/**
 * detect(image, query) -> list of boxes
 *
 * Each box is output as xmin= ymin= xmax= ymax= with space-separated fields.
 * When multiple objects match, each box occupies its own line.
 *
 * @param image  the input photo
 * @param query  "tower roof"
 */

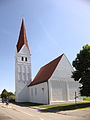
xmin=16 ymin=18 xmax=30 ymax=53
xmin=28 ymin=54 xmax=63 ymax=86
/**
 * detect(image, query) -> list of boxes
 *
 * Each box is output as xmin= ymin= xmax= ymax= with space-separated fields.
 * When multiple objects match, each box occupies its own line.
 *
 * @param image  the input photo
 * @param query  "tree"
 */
xmin=72 ymin=44 xmax=90 ymax=96
xmin=1 ymin=89 xmax=8 ymax=98
xmin=8 ymin=92 xmax=14 ymax=97
xmin=1 ymin=89 xmax=15 ymax=98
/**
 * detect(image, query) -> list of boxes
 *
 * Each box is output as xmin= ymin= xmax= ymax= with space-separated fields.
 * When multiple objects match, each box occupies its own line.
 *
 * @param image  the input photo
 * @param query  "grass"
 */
xmin=38 ymin=102 xmax=90 ymax=112
xmin=83 ymin=97 xmax=90 ymax=101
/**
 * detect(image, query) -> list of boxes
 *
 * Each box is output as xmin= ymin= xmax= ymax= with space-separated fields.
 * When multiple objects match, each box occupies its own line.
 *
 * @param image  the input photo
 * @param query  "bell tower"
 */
xmin=15 ymin=18 xmax=32 ymax=102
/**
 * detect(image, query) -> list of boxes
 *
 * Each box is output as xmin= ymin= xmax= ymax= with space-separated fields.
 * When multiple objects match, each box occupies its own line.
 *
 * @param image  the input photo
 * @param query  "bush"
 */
xmin=1 ymin=89 xmax=15 ymax=102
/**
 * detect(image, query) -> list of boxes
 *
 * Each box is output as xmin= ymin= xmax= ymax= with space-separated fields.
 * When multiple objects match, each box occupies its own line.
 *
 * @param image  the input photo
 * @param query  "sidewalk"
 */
xmin=0 ymin=102 xmax=90 ymax=120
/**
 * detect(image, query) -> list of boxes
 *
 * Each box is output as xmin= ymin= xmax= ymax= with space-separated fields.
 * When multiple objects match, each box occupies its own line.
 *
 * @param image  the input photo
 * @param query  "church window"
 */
xmin=42 ymin=88 xmax=44 ymax=92
xmin=25 ymin=57 xmax=27 ymax=61
xmin=31 ymin=88 xmax=33 ymax=96
xmin=35 ymin=88 xmax=37 ymax=96
xmin=22 ymin=57 xmax=24 ymax=61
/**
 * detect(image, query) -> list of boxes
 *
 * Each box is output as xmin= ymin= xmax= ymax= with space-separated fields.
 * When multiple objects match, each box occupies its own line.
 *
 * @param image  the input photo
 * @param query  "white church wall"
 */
xmin=48 ymin=80 xmax=68 ymax=104
xmin=48 ymin=54 xmax=80 ymax=104
xmin=68 ymin=81 xmax=80 ymax=101
xmin=28 ymin=82 xmax=48 ymax=104
xmin=15 ymin=45 xmax=32 ymax=102
xmin=15 ymin=81 xmax=29 ymax=102
xmin=50 ymin=54 xmax=74 ymax=81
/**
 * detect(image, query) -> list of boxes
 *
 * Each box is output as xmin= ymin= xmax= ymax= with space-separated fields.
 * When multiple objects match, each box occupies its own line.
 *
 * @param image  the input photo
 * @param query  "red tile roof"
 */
xmin=16 ymin=18 xmax=30 ymax=53
xmin=28 ymin=54 xmax=63 ymax=86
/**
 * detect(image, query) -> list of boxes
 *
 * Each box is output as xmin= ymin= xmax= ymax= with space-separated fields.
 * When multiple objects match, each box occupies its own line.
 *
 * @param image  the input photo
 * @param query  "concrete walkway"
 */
xmin=0 ymin=103 xmax=90 ymax=120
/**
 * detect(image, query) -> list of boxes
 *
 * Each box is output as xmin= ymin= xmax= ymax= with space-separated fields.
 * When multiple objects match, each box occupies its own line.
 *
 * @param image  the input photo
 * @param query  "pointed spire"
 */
xmin=16 ymin=18 xmax=30 ymax=53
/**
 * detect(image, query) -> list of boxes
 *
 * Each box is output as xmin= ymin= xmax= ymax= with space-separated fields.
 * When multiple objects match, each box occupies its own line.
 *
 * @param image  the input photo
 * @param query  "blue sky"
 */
xmin=0 ymin=0 xmax=90 ymax=93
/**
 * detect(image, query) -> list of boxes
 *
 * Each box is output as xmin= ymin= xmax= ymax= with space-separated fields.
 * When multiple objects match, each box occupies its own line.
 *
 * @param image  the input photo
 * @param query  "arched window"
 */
xmin=21 ymin=57 xmax=24 ymax=61
xmin=25 ymin=57 xmax=27 ymax=61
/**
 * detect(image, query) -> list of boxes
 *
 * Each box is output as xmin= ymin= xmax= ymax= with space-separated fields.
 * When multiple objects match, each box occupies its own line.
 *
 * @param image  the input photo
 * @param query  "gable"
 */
xmin=18 ymin=44 xmax=30 ymax=55
xmin=49 ymin=54 xmax=74 ymax=81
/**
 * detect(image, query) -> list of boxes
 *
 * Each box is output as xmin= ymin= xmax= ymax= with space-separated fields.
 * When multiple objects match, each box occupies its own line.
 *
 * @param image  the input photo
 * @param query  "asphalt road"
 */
xmin=0 ymin=103 xmax=90 ymax=120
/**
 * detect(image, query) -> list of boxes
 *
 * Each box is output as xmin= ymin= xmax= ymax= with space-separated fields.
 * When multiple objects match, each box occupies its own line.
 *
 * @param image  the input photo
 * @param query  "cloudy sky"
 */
xmin=0 ymin=0 xmax=90 ymax=93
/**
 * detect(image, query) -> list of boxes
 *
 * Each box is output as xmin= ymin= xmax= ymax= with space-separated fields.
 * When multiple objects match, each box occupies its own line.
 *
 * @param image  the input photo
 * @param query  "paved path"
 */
xmin=0 ymin=103 xmax=90 ymax=120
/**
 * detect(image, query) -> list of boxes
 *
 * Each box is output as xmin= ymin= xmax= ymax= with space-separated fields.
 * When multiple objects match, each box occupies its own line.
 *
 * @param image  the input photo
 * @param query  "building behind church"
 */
xmin=15 ymin=18 xmax=80 ymax=104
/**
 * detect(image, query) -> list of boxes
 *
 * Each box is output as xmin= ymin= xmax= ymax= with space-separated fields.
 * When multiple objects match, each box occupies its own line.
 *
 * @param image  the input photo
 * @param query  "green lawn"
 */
xmin=38 ymin=102 xmax=90 ymax=112
xmin=83 ymin=97 xmax=90 ymax=101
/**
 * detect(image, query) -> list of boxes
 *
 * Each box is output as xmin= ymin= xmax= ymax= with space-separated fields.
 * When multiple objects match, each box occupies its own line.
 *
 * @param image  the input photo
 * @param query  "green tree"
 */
xmin=1 ymin=89 xmax=8 ymax=98
xmin=1 ymin=89 xmax=15 ymax=102
xmin=7 ymin=92 xmax=14 ymax=96
xmin=72 ymin=44 xmax=90 ymax=96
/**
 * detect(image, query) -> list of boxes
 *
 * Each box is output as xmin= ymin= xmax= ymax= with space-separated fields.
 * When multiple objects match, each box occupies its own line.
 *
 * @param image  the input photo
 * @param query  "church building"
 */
xmin=15 ymin=18 xmax=80 ymax=104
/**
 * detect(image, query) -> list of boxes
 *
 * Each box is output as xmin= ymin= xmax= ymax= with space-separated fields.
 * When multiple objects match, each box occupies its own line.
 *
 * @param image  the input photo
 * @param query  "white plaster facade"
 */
xmin=48 ymin=54 xmax=80 ymax=104
xmin=15 ymin=45 xmax=32 ymax=102
xmin=29 ymin=82 xmax=48 ymax=104
xmin=28 ymin=54 xmax=80 ymax=104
